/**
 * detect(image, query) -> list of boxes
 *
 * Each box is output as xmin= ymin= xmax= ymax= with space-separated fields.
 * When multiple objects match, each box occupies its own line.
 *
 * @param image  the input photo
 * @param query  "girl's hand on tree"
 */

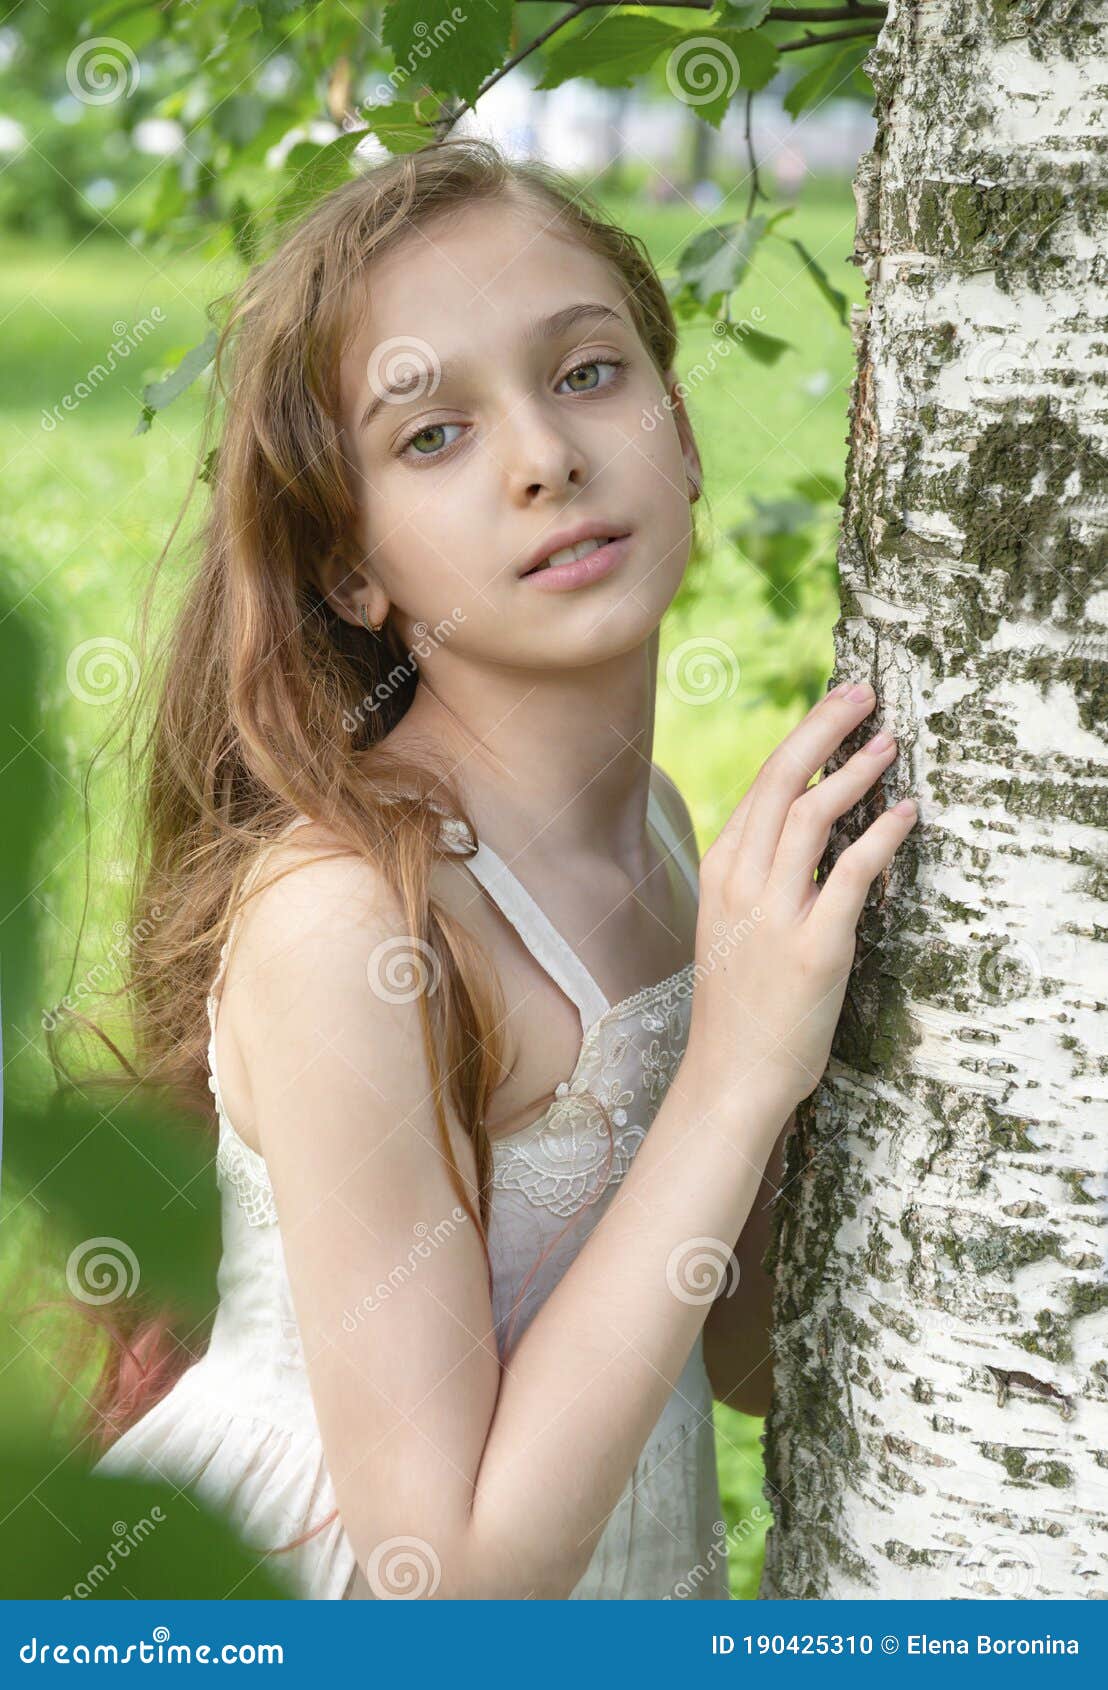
xmin=684 ymin=681 xmax=917 ymax=1119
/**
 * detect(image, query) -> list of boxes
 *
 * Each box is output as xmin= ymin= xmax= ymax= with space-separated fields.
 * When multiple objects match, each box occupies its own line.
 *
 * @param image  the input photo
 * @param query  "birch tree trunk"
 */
xmin=760 ymin=0 xmax=1108 ymax=1599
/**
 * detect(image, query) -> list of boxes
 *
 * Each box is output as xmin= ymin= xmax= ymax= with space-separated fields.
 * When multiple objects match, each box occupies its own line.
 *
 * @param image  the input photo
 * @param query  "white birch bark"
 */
xmin=760 ymin=0 xmax=1108 ymax=1599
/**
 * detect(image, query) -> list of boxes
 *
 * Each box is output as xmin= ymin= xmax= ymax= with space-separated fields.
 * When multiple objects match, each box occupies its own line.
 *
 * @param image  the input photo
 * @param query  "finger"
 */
xmin=716 ymin=685 xmax=852 ymax=860
xmin=806 ymin=798 xmax=919 ymax=941
xmin=764 ymin=729 xmax=900 ymax=918
xmin=717 ymin=682 xmax=878 ymax=886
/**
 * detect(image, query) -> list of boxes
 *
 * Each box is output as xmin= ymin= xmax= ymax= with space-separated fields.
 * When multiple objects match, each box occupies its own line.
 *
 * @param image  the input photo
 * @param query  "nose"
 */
xmin=499 ymin=395 xmax=589 ymax=503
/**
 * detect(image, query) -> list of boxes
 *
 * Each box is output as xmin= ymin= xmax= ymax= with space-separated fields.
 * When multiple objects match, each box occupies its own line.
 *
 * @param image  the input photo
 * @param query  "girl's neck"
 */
xmin=379 ymin=632 xmax=661 ymax=877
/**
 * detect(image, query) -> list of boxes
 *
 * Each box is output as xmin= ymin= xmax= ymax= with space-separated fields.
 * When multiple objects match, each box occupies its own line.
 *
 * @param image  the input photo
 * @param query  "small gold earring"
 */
xmin=359 ymin=605 xmax=386 ymax=634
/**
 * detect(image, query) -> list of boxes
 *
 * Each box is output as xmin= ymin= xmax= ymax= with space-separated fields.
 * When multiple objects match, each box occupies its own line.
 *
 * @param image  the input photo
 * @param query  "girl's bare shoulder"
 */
xmin=211 ymin=821 xmax=415 ymax=1151
xmin=230 ymin=819 xmax=405 ymax=960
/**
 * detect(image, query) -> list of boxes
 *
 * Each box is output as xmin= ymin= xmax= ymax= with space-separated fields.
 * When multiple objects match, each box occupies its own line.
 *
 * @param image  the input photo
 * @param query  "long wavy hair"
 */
xmin=58 ymin=136 xmax=703 ymax=1497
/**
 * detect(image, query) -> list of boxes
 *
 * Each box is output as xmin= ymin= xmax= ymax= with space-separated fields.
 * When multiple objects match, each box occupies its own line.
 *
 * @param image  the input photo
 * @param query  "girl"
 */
xmin=87 ymin=137 xmax=916 ymax=1599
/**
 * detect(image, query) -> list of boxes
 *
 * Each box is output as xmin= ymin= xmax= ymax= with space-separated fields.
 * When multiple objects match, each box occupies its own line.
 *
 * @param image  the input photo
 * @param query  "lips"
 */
xmin=517 ymin=521 xmax=632 ymax=578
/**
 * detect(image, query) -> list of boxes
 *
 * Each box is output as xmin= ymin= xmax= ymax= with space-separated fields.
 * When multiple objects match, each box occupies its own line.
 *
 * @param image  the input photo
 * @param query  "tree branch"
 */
xmin=428 ymin=2 xmax=883 ymax=138
xmin=765 ymin=5 xmax=886 ymax=17
xmin=509 ymin=1 xmax=889 ymax=13
xmin=743 ymin=87 xmax=770 ymax=221
xmin=777 ymin=23 xmax=880 ymax=50
xmin=432 ymin=0 xmax=616 ymax=137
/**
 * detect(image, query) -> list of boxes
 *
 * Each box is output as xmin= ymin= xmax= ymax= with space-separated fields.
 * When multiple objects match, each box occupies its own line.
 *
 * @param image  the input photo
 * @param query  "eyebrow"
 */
xmin=358 ymin=301 xmax=629 ymax=432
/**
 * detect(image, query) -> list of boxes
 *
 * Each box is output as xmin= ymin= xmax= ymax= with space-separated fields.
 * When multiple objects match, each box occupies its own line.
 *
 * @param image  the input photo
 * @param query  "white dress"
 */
xmin=94 ymin=787 xmax=730 ymax=1600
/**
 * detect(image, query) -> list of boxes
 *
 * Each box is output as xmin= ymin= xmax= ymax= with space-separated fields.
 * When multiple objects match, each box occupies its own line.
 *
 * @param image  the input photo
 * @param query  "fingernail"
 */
xmin=892 ymin=798 xmax=917 ymax=816
xmin=828 ymin=680 xmax=853 ymax=696
xmin=847 ymin=682 xmax=873 ymax=701
xmin=866 ymin=731 xmax=894 ymax=754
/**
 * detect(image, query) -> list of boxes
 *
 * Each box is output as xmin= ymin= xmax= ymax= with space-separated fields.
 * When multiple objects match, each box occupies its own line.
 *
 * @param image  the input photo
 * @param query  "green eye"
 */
xmin=560 ymin=358 xmax=623 ymax=394
xmin=400 ymin=421 xmax=462 ymax=459
xmin=410 ymin=426 xmax=443 ymax=454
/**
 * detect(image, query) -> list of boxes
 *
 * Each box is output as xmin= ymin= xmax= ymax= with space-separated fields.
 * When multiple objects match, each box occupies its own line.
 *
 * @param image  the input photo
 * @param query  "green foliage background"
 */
xmin=0 ymin=0 xmax=876 ymax=1602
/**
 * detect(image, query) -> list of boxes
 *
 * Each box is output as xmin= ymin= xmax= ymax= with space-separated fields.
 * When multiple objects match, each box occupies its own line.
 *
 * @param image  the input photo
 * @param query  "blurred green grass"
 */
xmin=2 ymin=168 xmax=862 ymax=1599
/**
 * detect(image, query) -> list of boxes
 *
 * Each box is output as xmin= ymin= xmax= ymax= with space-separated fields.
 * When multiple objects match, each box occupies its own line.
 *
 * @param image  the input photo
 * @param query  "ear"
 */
xmin=314 ymin=550 xmax=390 ymax=631
xmin=662 ymin=367 xmax=703 ymax=498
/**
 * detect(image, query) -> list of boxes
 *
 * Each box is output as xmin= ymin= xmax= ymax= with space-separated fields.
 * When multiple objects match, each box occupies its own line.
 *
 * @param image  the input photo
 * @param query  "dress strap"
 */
xmin=454 ymin=784 xmax=696 ymax=1036
xmin=645 ymin=782 xmax=700 ymax=897
xmin=459 ymin=837 xmax=612 ymax=1033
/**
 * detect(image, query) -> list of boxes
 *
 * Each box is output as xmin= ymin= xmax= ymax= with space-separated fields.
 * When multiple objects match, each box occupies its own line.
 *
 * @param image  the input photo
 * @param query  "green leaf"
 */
xmin=537 ymin=17 xmax=685 ymax=92
xmin=202 ymin=5 xmax=262 ymax=62
xmin=784 ymin=38 xmax=875 ymax=118
xmin=714 ymin=0 xmax=773 ymax=26
xmin=676 ymin=215 xmax=769 ymax=313
xmin=665 ymin=28 xmax=778 ymax=128
xmin=233 ymin=103 xmax=301 ymax=166
xmin=144 ymin=160 xmax=186 ymax=237
xmin=791 ymin=470 xmax=843 ymax=505
xmin=382 ymin=0 xmax=513 ymax=108
xmin=727 ymin=497 xmax=818 ymax=618
xmin=539 ymin=20 xmax=775 ymax=120
xmin=83 ymin=2 xmax=167 ymax=53
xmin=0 ymin=1453 xmax=292 ymax=1599
xmin=783 ymin=236 xmax=849 ymax=325
xmin=212 ymin=93 xmax=268 ymax=149
xmin=723 ymin=324 xmax=792 ymax=366
xmin=360 ymin=101 xmax=437 ymax=155
xmin=273 ymin=129 xmax=364 ymax=225
xmin=229 ymin=193 xmax=262 ymax=267
xmin=256 ymin=0 xmax=313 ymax=21
xmin=133 ymin=329 xmax=219 ymax=434
xmin=743 ymin=495 xmax=820 ymax=534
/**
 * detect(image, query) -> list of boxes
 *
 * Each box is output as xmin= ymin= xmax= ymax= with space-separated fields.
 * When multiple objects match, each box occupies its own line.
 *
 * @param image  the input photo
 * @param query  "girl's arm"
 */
xmin=228 ymin=841 xmax=791 ymax=1602
xmin=701 ymin=1111 xmax=794 ymax=1417
xmin=650 ymin=765 xmax=796 ymax=1417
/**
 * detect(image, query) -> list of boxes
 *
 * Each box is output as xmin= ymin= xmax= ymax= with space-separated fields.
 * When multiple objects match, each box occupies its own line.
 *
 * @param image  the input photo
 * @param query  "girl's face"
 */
xmin=330 ymin=196 xmax=701 ymax=669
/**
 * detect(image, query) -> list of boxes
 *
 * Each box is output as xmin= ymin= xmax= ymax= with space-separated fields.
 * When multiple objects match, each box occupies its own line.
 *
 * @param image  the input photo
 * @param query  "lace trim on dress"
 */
xmin=207 ymin=931 xmax=280 ymax=1229
xmin=215 ymin=1108 xmax=278 ymax=1229
xmin=490 ymin=963 xmax=694 ymax=1218
xmin=207 ymin=960 xmax=696 ymax=1230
